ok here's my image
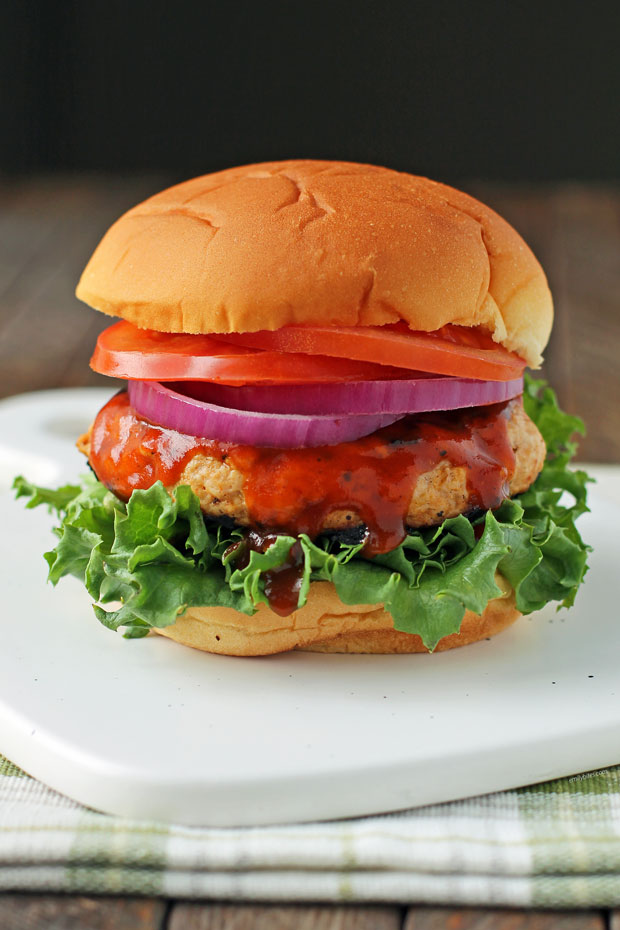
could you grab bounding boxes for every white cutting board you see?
[0,388,619,827]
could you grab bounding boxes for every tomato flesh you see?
[217,323,526,382]
[90,321,417,385]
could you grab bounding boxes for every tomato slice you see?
[217,323,526,382]
[90,320,417,385]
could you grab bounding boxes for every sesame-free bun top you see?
[76,160,553,367]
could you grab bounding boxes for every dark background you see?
[2,0,619,183]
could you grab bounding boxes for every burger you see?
[14,160,591,656]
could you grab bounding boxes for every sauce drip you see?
[88,391,517,612]
[87,392,206,499]
[226,533,305,617]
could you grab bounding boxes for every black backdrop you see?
[2,1,619,181]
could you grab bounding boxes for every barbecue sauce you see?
[87,391,517,613]
[225,533,306,617]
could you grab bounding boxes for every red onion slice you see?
[128,380,404,448]
[171,375,524,416]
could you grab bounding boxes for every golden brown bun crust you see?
[153,581,521,656]
[76,160,552,367]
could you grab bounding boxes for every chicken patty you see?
[175,400,544,530]
[80,393,546,546]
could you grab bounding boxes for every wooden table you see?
[0,176,618,928]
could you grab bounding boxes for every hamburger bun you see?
[76,160,552,367]
[153,579,520,656]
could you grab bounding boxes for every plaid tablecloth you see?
[2,754,620,907]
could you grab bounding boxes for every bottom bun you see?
[153,581,520,656]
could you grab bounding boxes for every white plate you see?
[0,388,619,827]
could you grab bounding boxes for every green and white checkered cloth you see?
[2,755,620,907]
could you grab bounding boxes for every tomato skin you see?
[90,321,416,385]
[217,324,526,382]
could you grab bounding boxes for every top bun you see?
[76,160,553,367]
